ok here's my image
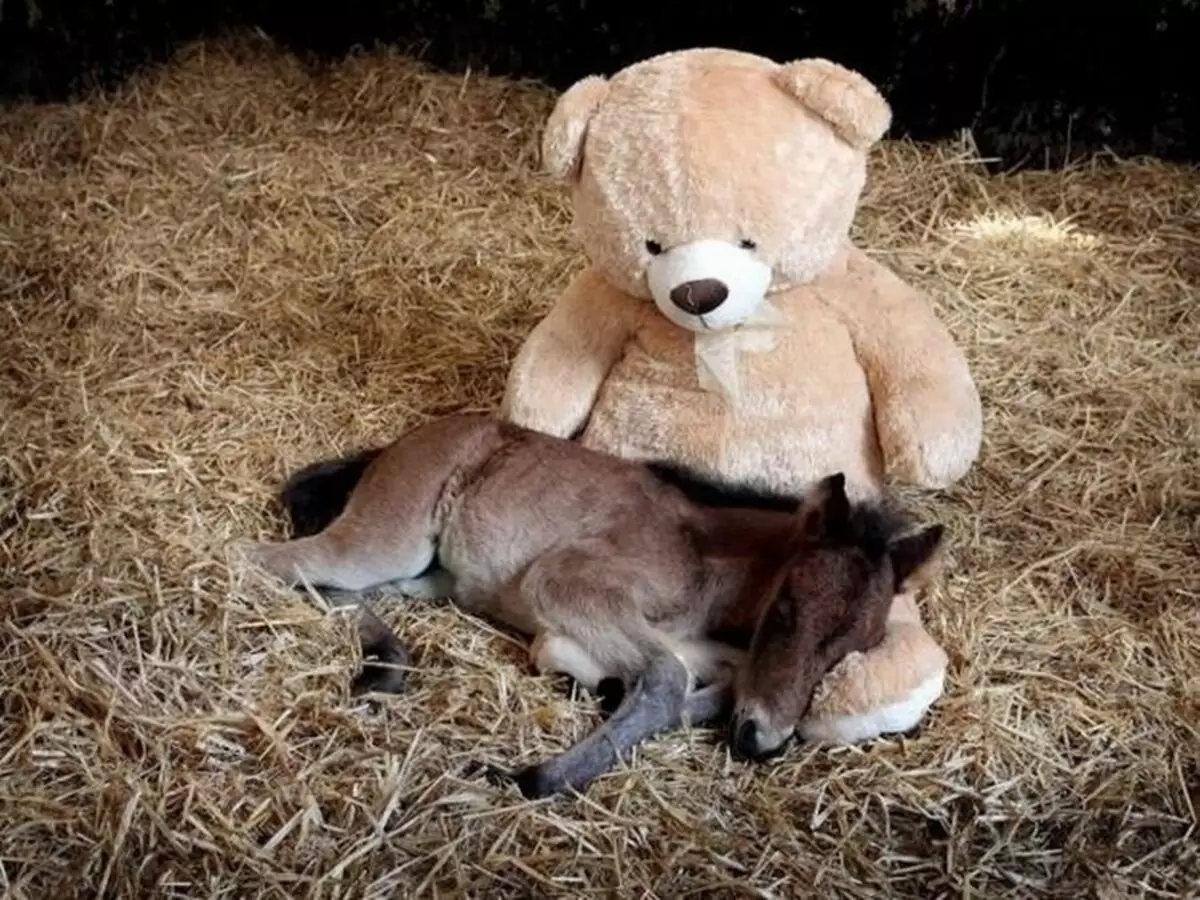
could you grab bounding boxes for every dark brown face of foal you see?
[729,473,945,761]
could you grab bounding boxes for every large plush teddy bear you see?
[501,48,983,744]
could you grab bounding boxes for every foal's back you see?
[248,412,706,641]
[323,412,701,599]
[434,418,703,612]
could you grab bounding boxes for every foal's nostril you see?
[670,278,729,315]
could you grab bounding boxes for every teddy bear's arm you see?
[831,247,983,488]
[501,267,639,438]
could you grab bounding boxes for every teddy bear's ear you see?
[772,58,892,151]
[542,75,610,182]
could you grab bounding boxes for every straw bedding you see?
[1,34,1197,898]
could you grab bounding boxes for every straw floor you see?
[2,35,1197,899]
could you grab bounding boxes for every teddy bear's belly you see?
[580,320,885,498]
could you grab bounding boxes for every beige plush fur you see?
[501,47,981,745]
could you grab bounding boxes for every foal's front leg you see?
[512,648,691,799]
[683,677,736,726]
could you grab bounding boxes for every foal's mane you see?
[643,460,912,561]
[834,500,912,563]
[642,461,802,513]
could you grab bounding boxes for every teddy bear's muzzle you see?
[669,278,729,316]
[646,238,774,332]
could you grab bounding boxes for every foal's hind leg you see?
[238,519,437,594]
[240,413,499,595]
[518,546,670,711]
[531,631,625,714]
[352,605,411,696]
[531,633,608,693]
[393,568,456,601]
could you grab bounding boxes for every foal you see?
[237,413,944,798]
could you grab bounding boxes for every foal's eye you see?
[645,240,664,256]
[739,238,757,250]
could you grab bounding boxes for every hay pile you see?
[2,34,1197,898]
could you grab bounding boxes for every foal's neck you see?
[689,506,797,640]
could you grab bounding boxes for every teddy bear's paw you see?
[501,400,579,440]
[883,428,975,490]
[807,651,866,706]
[917,431,980,487]
[880,397,982,489]
[799,666,947,746]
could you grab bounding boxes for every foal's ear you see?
[794,472,851,539]
[888,524,946,593]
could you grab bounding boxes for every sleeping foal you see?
[236,413,944,798]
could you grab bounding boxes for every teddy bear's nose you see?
[670,278,729,315]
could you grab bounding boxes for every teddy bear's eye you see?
[739,239,757,250]
[645,240,664,256]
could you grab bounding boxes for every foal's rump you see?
[250,414,507,592]
[280,413,504,534]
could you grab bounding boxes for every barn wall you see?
[1,0,1197,171]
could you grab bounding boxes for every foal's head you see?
[730,473,945,761]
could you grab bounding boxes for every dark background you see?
[1,0,1197,172]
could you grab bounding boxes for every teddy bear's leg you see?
[797,591,949,744]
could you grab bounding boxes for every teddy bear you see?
[500,48,983,745]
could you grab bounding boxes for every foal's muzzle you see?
[729,717,794,762]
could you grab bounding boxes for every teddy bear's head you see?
[542,48,892,332]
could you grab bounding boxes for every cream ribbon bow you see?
[692,299,787,405]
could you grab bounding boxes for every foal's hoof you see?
[513,765,560,800]
[353,610,410,696]
[465,761,556,799]
[463,761,517,789]
[350,661,407,696]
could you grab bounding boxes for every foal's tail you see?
[278,447,384,538]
